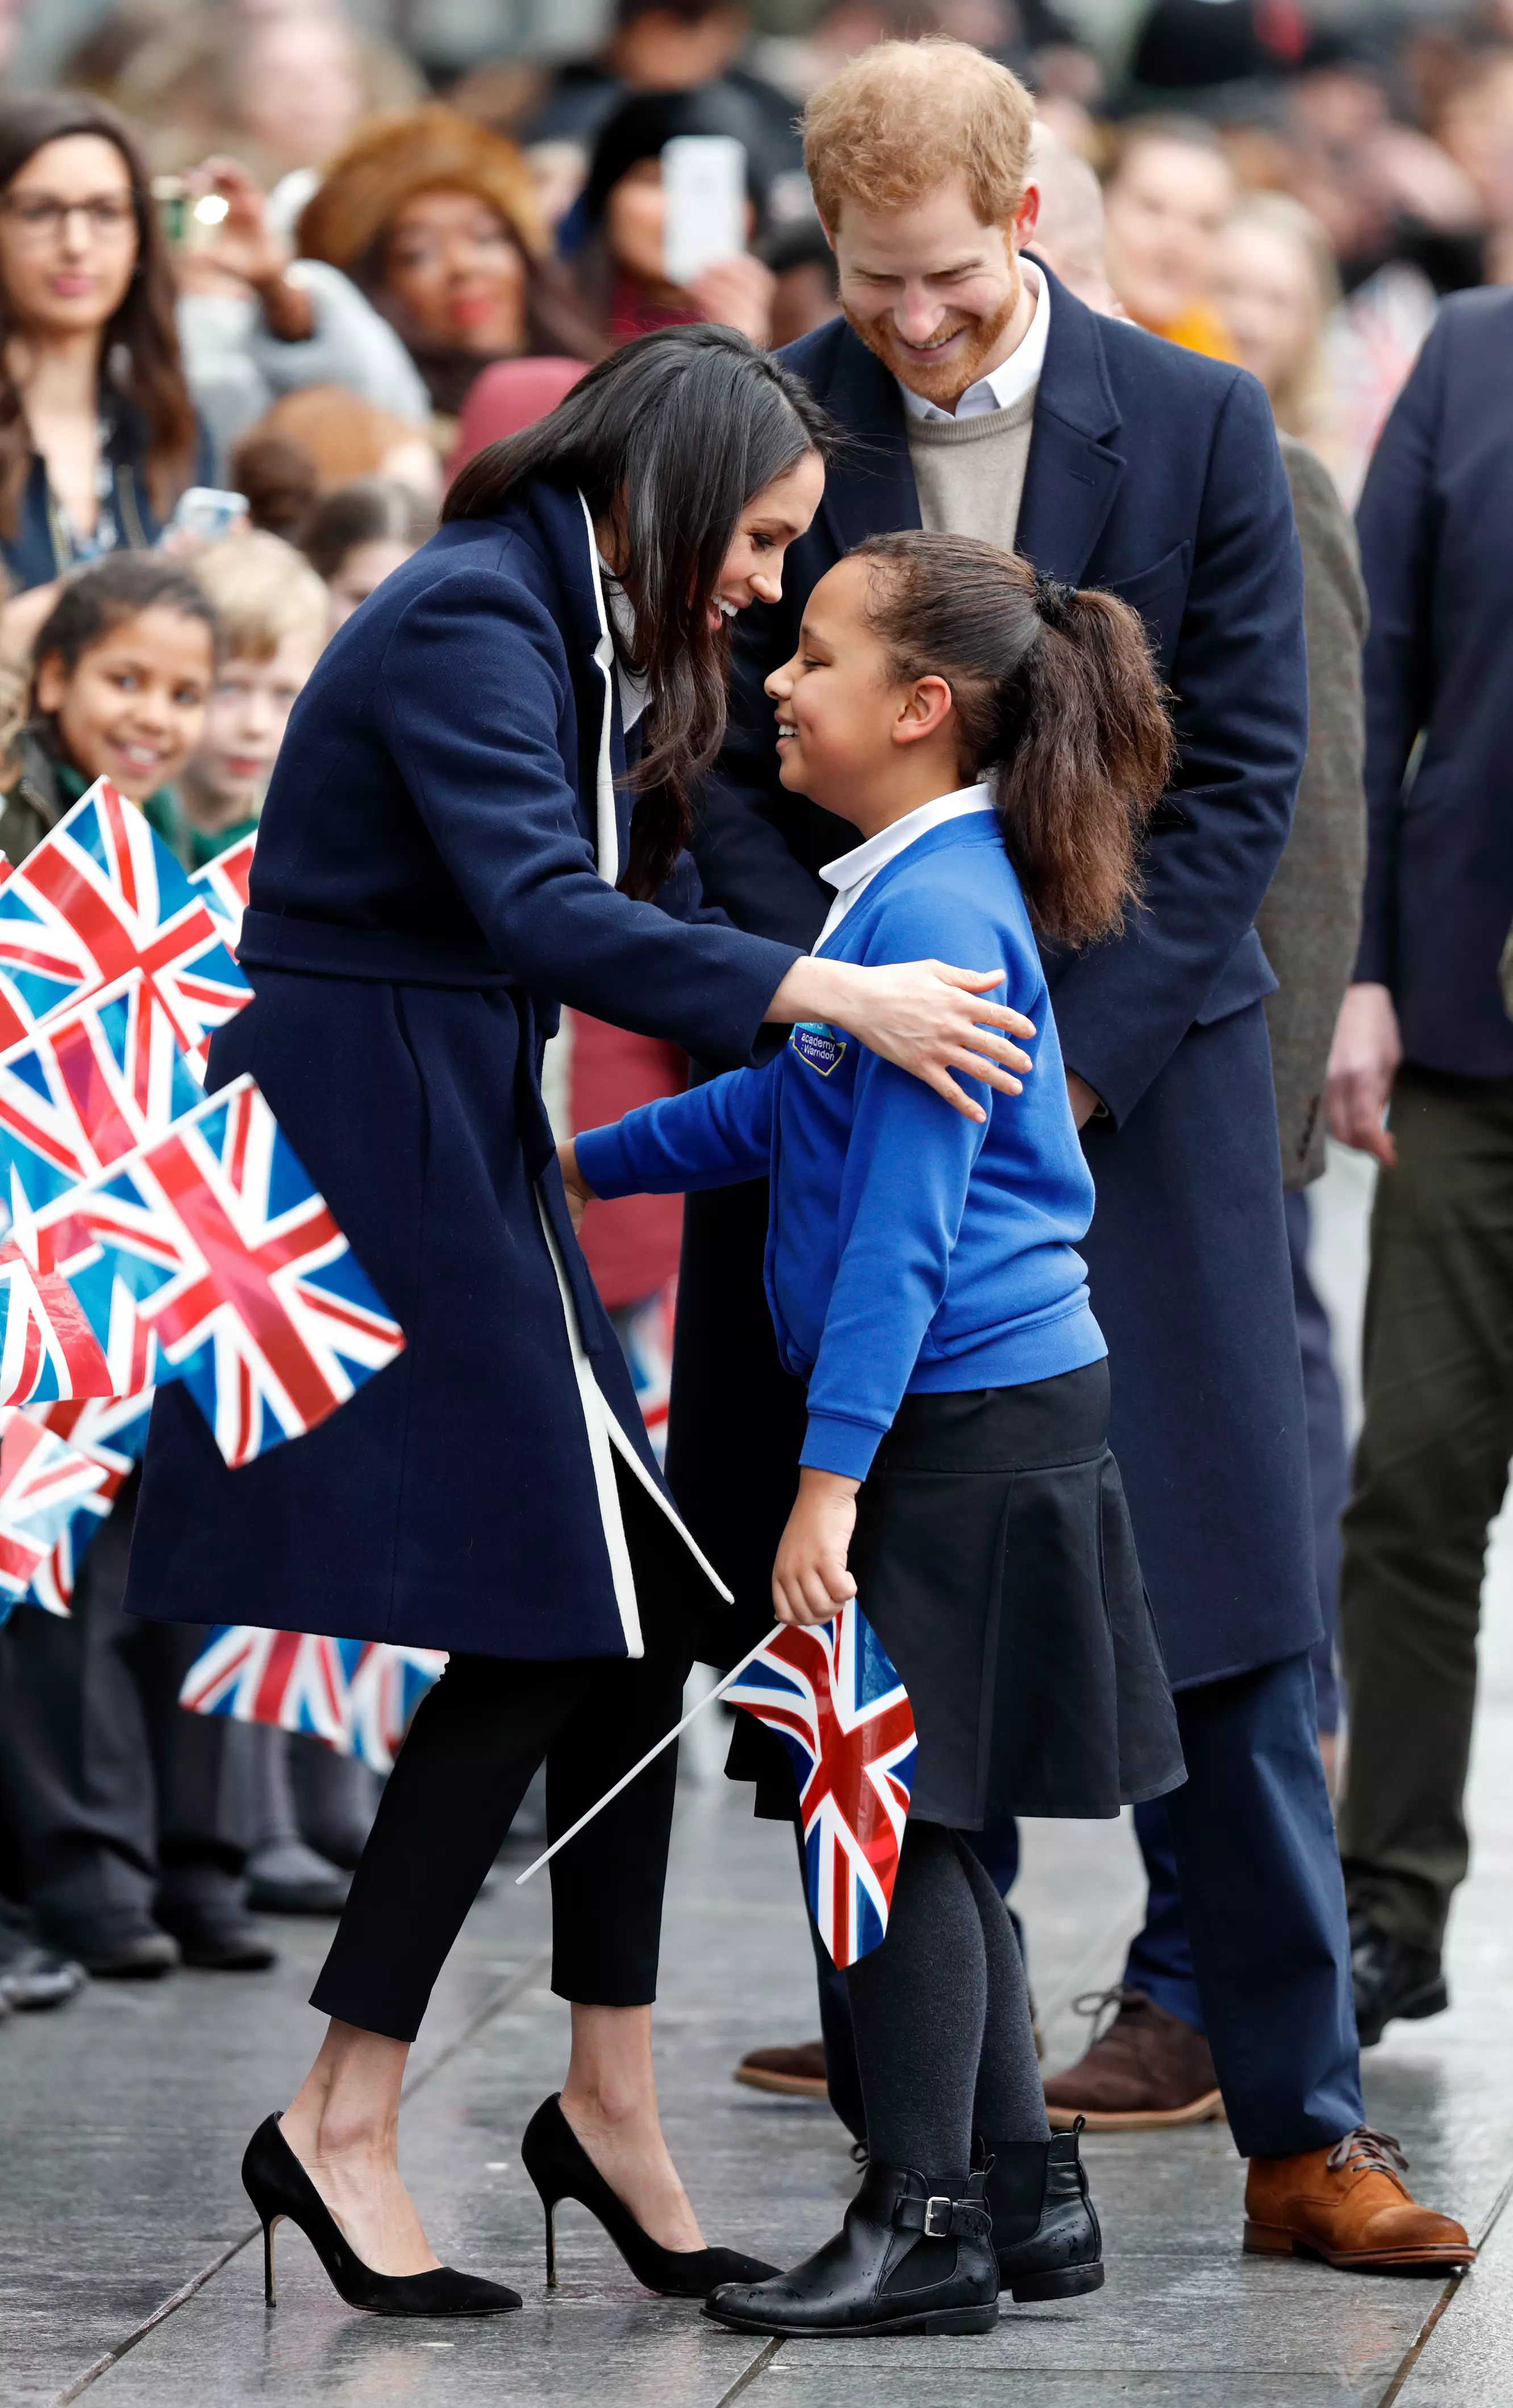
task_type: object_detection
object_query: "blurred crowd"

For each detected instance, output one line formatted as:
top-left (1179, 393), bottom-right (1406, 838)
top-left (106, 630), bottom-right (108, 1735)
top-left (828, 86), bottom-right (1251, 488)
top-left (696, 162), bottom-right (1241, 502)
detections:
top-left (0, 0), bottom-right (1504, 2031)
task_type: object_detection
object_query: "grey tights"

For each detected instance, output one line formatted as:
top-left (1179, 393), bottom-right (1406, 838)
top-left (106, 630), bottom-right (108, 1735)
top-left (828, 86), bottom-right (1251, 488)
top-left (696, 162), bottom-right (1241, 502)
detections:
top-left (843, 1818), bottom-right (1049, 2191)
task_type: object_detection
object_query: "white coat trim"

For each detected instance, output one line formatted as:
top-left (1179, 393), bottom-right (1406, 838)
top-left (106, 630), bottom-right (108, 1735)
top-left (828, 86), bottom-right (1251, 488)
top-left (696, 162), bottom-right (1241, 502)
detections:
top-left (536, 1195), bottom-right (735, 1660)
top-left (578, 489), bottom-right (619, 890)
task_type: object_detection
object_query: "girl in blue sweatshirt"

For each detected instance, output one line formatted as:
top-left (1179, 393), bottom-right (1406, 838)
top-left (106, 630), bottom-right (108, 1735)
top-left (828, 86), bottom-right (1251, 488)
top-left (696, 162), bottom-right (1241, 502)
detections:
top-left (563, 531), bottom-right (1185, 2340)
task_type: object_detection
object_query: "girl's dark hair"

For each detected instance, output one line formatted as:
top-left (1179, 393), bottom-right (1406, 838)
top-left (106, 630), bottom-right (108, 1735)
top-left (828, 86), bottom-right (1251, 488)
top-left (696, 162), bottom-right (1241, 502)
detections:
top-left (300, 477), bottom-right (436, 581)
top-left (28, 552), bottom-right (220, 726)
top-left (0, 94), bottom-right (199, 543)
top-left (852, 533), bottom-right (1174, 950)
top-left (446, 323), bottom-right (833, 898)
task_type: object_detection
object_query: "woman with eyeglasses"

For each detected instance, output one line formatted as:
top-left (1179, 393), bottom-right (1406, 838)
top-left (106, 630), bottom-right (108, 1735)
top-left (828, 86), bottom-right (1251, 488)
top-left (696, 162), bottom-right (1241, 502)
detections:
top-left (0, 94), bottom-right (210, 594)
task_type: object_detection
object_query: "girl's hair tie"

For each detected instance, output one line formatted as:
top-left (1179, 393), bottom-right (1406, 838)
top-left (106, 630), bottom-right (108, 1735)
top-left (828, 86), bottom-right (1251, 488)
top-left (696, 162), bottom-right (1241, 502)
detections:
top-left (1032, 570), bottom-right (1078, 634)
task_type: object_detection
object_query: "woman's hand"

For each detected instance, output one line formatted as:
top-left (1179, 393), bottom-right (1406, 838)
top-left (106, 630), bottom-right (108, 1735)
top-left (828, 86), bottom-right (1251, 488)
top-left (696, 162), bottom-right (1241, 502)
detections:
top-left (689, 254), bottom-right (776, 347)
top-left (557, 1138), bottom-right (597, 1233)
top-left (182, 157), bottom-right (315, 340)
top-left (773, 1469), bottom-right (860, 1627)
top-left (768, 956), bottom-right (1036, 1124)
top-left (1326, 982), bottom-right (1402, 1168)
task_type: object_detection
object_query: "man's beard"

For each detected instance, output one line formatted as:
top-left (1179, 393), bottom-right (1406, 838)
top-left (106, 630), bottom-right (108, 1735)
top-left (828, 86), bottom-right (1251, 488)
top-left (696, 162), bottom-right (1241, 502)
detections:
top-left (845, 277), bottom-right (1021, 411)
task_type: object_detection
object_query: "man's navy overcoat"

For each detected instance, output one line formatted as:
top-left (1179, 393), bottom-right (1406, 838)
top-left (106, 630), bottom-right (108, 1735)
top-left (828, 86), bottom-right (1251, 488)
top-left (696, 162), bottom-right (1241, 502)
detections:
top-left (126, 480), bottom-right (798, 1661)
top-left (673, 269), bottom-right (1321, 1691)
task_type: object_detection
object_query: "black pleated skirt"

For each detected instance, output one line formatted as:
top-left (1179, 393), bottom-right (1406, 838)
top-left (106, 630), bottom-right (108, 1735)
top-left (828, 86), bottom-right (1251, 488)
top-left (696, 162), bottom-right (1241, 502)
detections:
top-left (848, 1359), bottom-right (1185, 1826)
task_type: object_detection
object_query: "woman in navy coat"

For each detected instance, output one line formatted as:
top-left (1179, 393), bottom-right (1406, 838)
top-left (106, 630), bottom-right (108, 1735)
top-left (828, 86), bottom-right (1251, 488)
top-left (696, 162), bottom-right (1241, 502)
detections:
top-left (127, 327), bottom-right (1033, 2315)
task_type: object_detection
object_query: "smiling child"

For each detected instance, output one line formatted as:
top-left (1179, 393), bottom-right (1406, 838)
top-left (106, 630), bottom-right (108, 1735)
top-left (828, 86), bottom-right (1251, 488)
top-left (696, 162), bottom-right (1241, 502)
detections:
top-left (562, 532), bottom-right (1186, 2341)
top-left (0, 554), bottom-right (219, 868)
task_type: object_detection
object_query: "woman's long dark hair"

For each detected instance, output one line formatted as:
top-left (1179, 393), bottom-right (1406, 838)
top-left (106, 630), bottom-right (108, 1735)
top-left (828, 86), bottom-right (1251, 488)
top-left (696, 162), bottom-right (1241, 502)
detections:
top-left (446, 323), bottom-right (833, 897)
top-left (0, 94), bottom-right (198, 543)
top-left (852, 533), bottom-right (1174, 949)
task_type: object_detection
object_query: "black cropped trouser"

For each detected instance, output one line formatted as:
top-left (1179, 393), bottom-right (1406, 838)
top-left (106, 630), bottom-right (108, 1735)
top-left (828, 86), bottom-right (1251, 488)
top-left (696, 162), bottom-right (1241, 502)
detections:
top-left (312, 1645), bottom-right (690, 2043)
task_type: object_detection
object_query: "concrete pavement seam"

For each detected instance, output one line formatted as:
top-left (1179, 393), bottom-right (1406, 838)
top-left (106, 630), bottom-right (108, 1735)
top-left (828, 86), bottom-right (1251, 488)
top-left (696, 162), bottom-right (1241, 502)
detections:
top-left (1373, 2162), bottom-right (1513, 2407)
top-left (47, 1947), bottom-right (555, 2405)
top-left (713, 2335), bottom-right (785, 2405)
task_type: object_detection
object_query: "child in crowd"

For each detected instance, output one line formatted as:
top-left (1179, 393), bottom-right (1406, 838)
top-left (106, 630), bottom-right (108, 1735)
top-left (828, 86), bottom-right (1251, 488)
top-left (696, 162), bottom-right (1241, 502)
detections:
top-left (561, 534), bottom-right (1185, 2340)
top-left (0, 551), bottom-right (281, 1979)
top-left (0, 554), bottom-right (218, 868)
top-left (299, 477), bottom-right (436, 629)
top-left (152, 531), bottom-right (329, 871)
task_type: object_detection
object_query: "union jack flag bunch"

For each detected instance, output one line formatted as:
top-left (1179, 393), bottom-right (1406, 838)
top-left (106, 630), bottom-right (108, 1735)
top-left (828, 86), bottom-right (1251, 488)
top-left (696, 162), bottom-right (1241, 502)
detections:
top-left (724, 1603), bottom-right (918, 1966)
top-left (0, 782), bottom-right (407, 1684)
top-left (178, 1623), bottom-right (445, 1773)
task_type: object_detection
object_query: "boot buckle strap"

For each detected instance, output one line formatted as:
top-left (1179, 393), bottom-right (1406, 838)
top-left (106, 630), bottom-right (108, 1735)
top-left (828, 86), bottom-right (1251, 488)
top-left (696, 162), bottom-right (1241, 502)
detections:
top-left (894, 2193), bottom-right (990, 2240)
top-left (924, 2196), bottom-right (952, 2239)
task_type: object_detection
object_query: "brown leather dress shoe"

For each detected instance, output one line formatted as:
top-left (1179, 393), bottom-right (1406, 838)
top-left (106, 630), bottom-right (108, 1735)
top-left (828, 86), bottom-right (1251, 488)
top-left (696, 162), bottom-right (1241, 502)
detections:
top-left (735, 2040), bottom-right (829, 2098)
top-left (1043, 1986), bottom-right (1225, 2131)
top-left (1244, 2128), bottom-right (1474, 2273)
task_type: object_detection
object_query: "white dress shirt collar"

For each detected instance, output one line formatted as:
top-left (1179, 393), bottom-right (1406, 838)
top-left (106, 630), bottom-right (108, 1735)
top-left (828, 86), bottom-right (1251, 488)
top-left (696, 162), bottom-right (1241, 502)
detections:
top-left (815, 783), bottom-right (996, 949)
top-left (898, 261), bottom-right (1049, 425)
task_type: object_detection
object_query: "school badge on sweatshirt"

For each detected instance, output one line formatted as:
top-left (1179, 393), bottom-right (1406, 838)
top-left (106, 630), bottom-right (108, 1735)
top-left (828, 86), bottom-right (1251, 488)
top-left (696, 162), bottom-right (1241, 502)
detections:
top-left (790, 1021), bottom-right (847, 1077)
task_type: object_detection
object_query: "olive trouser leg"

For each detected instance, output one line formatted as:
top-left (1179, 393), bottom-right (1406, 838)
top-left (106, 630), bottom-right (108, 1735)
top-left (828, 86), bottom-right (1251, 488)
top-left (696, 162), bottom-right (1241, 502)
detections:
top-left (1336, 1064), bottom-right (1513, 1954)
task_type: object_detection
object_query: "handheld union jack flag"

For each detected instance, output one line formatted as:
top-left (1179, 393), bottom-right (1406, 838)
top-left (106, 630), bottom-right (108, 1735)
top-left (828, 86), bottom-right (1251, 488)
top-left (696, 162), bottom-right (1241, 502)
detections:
top-left (21, 1392), bottom-right (154, 1615)
top-left (0, 1408), bottom-right (114, 1619)
top-left (724, 1604), bottom-right (917, 1968)
top-left (0, 970), bottom-right (205, 1225)
top-left (0, 777), bottom-right (250, 1070)
top-left (178, 1623), bottom-right (351, 1745)
top-left (189, 834), bottom-right (256, 950)
top-left (180, 1624), bottom-right (445, 1769)
top-left (36, 1075), bottom-right (406, 1463)
top-left (0, 1233), bottom-right (113, 1405)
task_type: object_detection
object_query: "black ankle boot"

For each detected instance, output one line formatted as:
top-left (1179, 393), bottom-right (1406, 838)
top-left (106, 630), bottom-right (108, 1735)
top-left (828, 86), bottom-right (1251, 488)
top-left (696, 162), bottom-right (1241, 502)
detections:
top-left (704, 2163), bottom-right (999, 2338)
top-left (983, 2120), bottom-right (1104, 2302)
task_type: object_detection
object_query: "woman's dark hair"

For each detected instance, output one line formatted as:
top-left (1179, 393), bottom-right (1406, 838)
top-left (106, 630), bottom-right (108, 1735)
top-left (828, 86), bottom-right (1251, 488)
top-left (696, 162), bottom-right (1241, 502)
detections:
top-left (576, 86), bottom-right (776, 243)
top-left (0, 94), bottom-right (198, 543)
top-left (28, 552), bottom-right (220, 729)
top-left (447, 324), bottom-right (833, 898)
top-left (300, 477), bottom-right (436, 581)
top-left (851, 533), bottom-right (1174, 950)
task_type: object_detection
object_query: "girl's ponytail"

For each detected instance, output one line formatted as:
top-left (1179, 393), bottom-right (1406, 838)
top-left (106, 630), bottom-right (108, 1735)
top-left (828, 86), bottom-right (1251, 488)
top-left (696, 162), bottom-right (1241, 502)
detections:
top-left (851, 533), bottom-right (1174, 950)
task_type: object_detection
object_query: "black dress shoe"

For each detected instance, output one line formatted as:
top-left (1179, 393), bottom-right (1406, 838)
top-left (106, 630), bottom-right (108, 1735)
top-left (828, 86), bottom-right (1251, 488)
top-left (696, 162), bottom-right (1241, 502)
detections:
top-left (984, 2123), bottom-right (1104, 2301)
top-left (520, 2093), bottom-right (778, 2296)
top-left (243, 2116), bottom-right (522, 2316)
top-left (0, 1937), bottom-right (87, 2011)
top-left (63, 1923), bottom-right (181, 1979)
top-left (705, 2162), bottom-right (999, 2338)
top-left (1352, 1923), bottom-right (1448, 2048)
top-left (157, 1897), bottom-right (277, 1972)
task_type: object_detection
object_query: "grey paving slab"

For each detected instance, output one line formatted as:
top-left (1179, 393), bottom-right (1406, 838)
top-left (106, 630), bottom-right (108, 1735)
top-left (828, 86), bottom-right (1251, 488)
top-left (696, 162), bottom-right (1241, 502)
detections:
top-left (1394, 2189), bottom-right (1513, 2407)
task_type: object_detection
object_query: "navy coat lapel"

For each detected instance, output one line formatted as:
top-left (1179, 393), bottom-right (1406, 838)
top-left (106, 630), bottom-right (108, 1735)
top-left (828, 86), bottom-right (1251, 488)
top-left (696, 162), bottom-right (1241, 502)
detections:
top-left (1014, 265), bottom-right (1126, 583)
top-left (519, 480), bottom-right (631, 867)
top-left (813, 331), bottom-right (922, 557)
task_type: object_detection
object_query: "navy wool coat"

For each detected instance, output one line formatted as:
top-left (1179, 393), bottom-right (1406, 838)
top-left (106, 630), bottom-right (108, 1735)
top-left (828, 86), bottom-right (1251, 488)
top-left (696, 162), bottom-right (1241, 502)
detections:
top-left (672, 271), bottom-right (1320, 1692)
top-left (125, 479), bottom-right (799, 1661)
top-left (1353, 286), bottom-right (1513, 1076)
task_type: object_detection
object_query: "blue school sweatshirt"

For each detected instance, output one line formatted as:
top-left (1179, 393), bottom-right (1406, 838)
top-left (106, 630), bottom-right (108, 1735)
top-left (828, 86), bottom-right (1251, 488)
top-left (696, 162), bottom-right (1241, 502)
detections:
top-left (575, 808), bottom-right (1105, 1481)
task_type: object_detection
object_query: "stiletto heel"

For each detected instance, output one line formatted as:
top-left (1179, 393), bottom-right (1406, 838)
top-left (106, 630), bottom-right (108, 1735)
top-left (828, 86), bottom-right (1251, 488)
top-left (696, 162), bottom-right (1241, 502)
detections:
top-left (241, 2115), bottom-right (522, 2318)
top-left (520, 2094), bottom-right (778, 2299)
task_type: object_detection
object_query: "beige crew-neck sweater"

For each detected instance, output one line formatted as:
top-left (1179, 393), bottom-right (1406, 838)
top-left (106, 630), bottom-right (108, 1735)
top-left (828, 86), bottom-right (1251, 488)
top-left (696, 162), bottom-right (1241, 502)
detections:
top-left (906, 384), bottom-right (1037, 553)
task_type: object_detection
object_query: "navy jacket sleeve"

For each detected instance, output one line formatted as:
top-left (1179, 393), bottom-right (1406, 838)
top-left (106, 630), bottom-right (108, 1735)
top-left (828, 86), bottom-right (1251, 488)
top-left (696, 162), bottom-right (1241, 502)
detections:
top-left (1352, 320), bottom-right (1444, 992)
top-left (1049, 373), bottom-right (1308, 1125)
top-left (374, 563), bottom-right (800, 1063)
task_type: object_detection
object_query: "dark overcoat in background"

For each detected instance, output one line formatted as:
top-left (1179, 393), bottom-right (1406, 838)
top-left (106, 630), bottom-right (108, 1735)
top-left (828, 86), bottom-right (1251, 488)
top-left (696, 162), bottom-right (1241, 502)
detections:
top-left (670, 271), bottom-right (1319, 1693)
top-left (1353, 287), bottom-right (1513, 1073)
top-left (126, 479), bottom-right (798, 1662)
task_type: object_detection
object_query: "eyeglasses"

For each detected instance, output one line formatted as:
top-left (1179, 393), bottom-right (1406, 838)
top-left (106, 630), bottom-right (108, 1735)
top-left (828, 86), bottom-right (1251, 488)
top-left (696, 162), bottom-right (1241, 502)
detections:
top-left (0, 193), bottom-right (137, 244)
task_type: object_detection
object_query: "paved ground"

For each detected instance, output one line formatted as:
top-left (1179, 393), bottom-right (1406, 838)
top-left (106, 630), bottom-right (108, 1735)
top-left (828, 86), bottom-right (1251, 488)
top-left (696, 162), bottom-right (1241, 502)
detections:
top-left (3, 1153), bottom-right (1510, 2407)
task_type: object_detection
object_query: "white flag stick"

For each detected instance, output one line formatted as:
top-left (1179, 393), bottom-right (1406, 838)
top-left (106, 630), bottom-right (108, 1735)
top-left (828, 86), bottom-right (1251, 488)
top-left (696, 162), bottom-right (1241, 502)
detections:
top-left (514, 1628), bottom-right (780, 1885)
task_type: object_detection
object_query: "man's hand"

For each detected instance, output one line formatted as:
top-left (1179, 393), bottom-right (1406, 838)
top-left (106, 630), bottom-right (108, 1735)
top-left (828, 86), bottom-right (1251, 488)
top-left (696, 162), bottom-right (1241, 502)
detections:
top-left (1327, 982), bottom-right (1402, 1167)
top-left (773, 1468), bottom-right (860, 1627)
top-left (556, 1138), bottom-right (596, 1233)
top-left (1066, 1071), bottom-right (1102, 1129)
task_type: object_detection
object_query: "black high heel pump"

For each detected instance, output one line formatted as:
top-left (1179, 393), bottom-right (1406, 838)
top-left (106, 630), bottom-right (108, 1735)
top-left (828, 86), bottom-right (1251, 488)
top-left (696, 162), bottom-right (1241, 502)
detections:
top-left (520, 2094), bottom-right (778, 2298)
top-left (241, 2115), bottom-right (521, 2318)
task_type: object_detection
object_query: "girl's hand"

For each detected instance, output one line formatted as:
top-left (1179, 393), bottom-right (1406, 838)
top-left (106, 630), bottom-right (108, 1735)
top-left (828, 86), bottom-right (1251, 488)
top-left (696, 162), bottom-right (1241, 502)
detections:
top-left (773, 1468), bottom-right (860, 1627)
top-left (768, 956), bottom-right (1035, 1125)
top-left (689, 253), bottom-right (776, 346)
top-left (557, 1138), bottom-right (596, 1234)
top-left (182, 157), bottom-right (315, 339)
